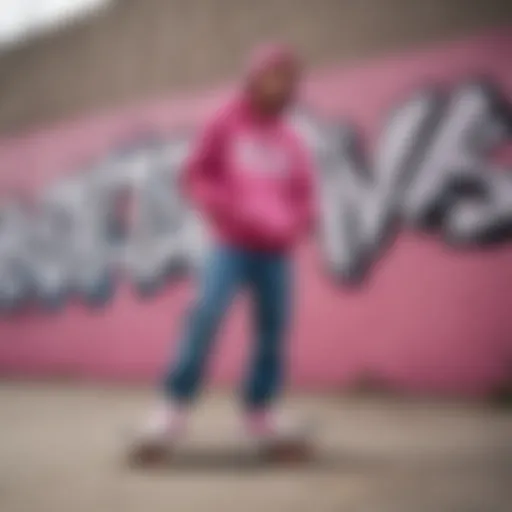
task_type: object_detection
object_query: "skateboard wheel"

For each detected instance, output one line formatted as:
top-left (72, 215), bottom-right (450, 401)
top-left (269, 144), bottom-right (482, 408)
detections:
top-left (126, 439), bottom-right (172, 467)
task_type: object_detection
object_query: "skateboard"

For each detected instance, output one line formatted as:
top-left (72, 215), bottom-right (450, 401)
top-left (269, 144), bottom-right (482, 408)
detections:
top-left (126, 435), bottom-right (314, 468)
top-left (126, 421), bottom-right (316, 467)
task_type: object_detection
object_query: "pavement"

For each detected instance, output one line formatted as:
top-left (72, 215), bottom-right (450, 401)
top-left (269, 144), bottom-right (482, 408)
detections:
top-left (0, 382), bottom-right (511, 512)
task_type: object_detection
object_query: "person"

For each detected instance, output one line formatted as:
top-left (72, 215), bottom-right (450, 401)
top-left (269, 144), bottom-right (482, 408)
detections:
top-left (131, 42), bottom-right (316, 461)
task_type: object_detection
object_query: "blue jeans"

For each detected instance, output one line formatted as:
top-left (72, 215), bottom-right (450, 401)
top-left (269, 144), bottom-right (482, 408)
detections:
top-left (163, 244), bottom-right (291, 409)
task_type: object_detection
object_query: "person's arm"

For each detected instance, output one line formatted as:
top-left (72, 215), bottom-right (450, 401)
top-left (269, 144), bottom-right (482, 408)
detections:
top-left (180, 113), bottom-right (231, 222)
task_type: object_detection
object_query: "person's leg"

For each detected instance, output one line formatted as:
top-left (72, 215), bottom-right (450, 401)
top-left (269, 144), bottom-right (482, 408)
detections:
top-left (134, 244), bottom-right (245, 448)
top-left (164, 244), bottom-right (245, 403)
top-left (241, 255), bottom-right (313, 458)
top-left (243, 251), bottom-right (291, 412)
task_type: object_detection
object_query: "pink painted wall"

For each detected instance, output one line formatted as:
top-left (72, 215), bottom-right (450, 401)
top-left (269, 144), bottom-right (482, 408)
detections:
top-left (0, 28), bottom-right (511, 396)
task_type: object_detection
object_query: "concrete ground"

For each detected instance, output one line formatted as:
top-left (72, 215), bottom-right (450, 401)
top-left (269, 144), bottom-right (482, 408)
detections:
top-left (0, 382), bottom-right (510, 512)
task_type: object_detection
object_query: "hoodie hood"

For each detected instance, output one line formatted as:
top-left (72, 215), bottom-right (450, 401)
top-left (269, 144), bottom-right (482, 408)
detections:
top-left (241, 42), bottom-right (300, 119)
top-left (245, 42), bottom-right (300, 83)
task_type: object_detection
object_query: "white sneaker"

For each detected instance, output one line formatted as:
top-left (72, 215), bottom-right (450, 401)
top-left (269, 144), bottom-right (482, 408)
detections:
top-left (244, 410), bottom-right (314, 461)
top-left (127, 404), bottom-right (187, 465)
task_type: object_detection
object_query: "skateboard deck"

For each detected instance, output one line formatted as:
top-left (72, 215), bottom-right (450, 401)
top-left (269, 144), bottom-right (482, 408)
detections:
top-left (126, 434), bottom-right (315, 468)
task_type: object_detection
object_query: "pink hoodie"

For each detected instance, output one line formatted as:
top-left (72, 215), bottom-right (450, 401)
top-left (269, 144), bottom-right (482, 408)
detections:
top-left (181, 44), bottom-right (315, 252)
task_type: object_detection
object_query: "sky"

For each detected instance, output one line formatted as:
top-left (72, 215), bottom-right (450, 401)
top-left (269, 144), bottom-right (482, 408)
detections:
top-left (0, 0), bottom-right (111, 47)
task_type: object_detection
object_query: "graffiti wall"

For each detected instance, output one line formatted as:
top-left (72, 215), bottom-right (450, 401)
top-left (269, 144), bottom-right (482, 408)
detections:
top-left (0, 28), bottom-right (511, 395)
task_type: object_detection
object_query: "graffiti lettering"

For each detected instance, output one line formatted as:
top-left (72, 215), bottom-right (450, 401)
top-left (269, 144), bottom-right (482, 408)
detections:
top-left (299, 80), bottom-right (512, 282)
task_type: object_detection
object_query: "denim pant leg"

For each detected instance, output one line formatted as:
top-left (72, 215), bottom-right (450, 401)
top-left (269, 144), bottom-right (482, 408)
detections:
top-left (164, 245), bottom-right (245, 402)
top-left (243, 252), bottom-right (292, 409)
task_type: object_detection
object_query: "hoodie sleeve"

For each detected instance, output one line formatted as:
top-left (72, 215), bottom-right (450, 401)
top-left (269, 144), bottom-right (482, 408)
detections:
top-left (181, 112), bottom-right (231, 222)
